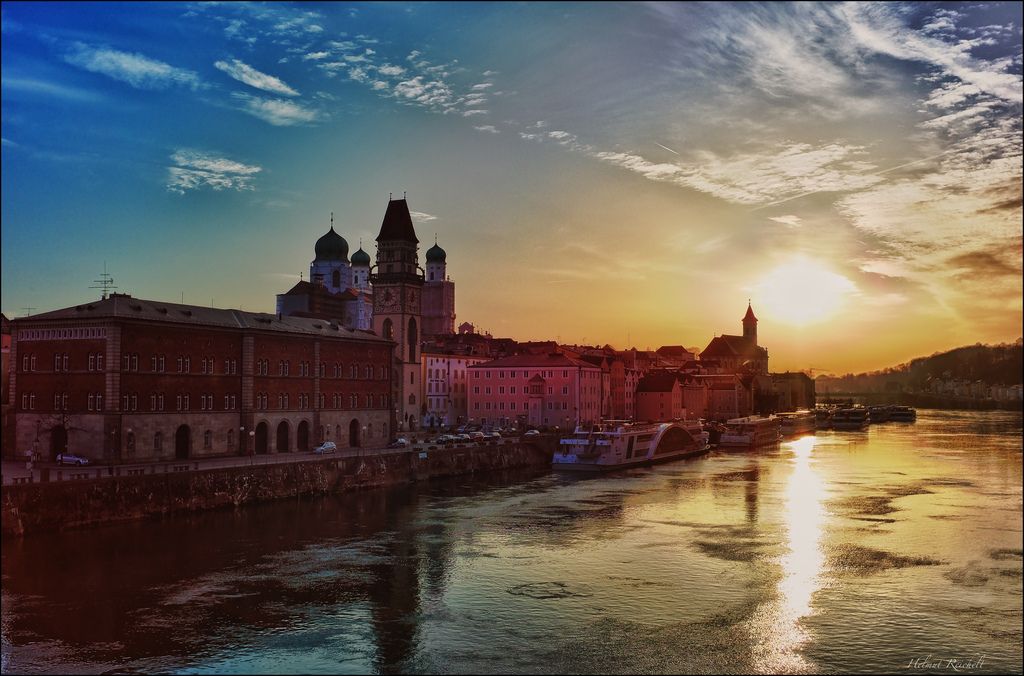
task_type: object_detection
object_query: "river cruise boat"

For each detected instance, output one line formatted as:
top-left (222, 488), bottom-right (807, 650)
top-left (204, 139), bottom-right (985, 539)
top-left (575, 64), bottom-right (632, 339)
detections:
top-left (778, 410), bottom-right (817, 437)
top-left (832, 407), bottom-right (870, 430)
top-left (868, 405), bottom-right (892, 423)
top-left (552, 420), bottom-right (709, 472)
top-left (814, 407), bottom-right (833, 430)
top-left (718, 415), bottom-right (782, 448)
top-left (889, 406), bottom-right (917, 422)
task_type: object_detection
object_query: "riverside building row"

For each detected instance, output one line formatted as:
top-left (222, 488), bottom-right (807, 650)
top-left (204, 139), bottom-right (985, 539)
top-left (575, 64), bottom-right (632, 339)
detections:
top-left (7, 295), bottom-right (393, 463)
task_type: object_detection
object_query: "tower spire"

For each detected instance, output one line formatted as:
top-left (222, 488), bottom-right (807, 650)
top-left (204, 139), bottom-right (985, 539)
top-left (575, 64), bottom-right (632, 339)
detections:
top-left (330, 211), bottom-right (334, 229)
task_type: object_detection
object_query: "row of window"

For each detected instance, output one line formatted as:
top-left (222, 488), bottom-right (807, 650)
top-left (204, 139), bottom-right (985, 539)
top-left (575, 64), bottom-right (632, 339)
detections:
top-left (253, 392), bottom-right (388, 410)
top-left (20, 327), bottom-right (107, 340)
top-left (20, 352), bottom-right (381, 378)
top-left (472, 385), bottom-right (573, 396)
top-left (255, 359), bottom-right (385, 380)
top-left (471, 369), bottom-right (600, 379)
top-left (21, 392), bottom-right (239, 412)
top-left (473, 401), bottom-right (571, 411)
top-left (427, 396), bottom-right (465, 411)
top-left (426, 368), bottom-right (470, 381)
top-left (427, 381), bottom-right (467, 393)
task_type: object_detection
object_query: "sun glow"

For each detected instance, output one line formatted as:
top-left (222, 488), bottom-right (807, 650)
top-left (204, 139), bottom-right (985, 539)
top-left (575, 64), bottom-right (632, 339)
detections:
top-left (754, 257), bottom-right (858, 326)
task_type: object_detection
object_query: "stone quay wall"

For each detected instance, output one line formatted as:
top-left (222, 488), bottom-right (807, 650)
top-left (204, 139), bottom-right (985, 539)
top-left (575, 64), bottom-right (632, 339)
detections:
top-left (2, 439), bottom-right (556, 537)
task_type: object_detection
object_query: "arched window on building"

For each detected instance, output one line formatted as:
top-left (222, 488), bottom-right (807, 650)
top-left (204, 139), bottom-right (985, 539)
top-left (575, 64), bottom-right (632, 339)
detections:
top-left (154, 432), bottom-right (163, 452)
top-left (227, 429), bottom-right (234, 449)
top-left (203, 430), bottom-right (213, 450)
top-left (332, 269), bottom-right (341, 288)
top-left (383, 318), bottom-right (393, 341)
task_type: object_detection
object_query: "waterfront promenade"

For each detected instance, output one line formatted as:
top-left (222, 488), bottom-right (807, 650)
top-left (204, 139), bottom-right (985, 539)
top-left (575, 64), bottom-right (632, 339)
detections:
top-left (0, 435), bottom-right (537, 487)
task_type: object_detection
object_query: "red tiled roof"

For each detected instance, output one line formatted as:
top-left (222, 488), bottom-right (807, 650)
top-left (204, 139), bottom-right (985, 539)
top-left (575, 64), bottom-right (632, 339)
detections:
top-left (468, 353), bottom-right (601, 370)
top-left (15, 294), bottom-right (389, 342)
top-left (637, 370), bottom-right (680, 393)
top-left (701, 335), bottom-right (767, 359)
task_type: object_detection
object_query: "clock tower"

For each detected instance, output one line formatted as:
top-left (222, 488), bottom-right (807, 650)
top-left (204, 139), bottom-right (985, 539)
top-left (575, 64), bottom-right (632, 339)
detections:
top-left (371, 197), bottom-right (424, 433)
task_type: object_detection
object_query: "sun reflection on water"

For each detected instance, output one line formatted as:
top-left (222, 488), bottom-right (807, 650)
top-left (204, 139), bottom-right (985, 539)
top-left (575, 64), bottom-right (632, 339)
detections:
top-left (750, 435), bottom-right (827, 673)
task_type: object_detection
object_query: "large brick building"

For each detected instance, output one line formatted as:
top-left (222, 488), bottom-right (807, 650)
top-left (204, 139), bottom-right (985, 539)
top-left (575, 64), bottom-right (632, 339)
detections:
top-left (7, 294), bottom-right (393, 463)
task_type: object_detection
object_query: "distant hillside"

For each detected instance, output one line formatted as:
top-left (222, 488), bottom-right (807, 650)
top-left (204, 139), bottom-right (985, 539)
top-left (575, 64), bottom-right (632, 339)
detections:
top-left (816, 339), bottom-right (1023, 393)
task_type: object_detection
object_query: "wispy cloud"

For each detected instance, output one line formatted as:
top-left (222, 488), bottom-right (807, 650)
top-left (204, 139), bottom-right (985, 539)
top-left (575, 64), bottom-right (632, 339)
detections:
top-left (474, 125), bottom-right (499, 134)
top-left (166, 149), bottom-right (261, 194)
top-left (65, 43), bottom-right (201, 90)
top-left (215, 58), bottom-right (299, 96)
top-left (2, 75), bottom-right (103, 102)
top-left (231, 92), bottom-right (321, 126)
top-left (410, 211), bottom-right (438, 222)
top-left (768, 215), bottom-right (802, 227)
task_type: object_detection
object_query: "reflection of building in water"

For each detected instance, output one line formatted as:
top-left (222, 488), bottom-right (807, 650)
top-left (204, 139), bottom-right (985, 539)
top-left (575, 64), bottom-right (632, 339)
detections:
top-left (363, 490), bottom-right (455, 673)
top-left (744, 465), bottom-right (760, 524)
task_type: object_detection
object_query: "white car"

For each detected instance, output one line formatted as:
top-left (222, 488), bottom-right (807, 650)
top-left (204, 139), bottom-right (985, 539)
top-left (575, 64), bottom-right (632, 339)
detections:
top-left (57, 452), bottom-right (90, 466)
top-left (314, 441), bottom-right (337, 454)
top-left (524, 429), bottom-right (540, 437)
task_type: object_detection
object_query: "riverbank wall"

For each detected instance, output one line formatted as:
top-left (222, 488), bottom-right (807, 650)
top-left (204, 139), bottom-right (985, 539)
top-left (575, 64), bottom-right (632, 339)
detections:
top-left (1, 440), bottom-right (555, 537)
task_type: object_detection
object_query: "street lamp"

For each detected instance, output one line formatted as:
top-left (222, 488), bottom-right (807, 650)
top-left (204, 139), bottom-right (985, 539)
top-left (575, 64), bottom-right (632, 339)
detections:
top-left (248, 429), bottom-right (255, 464)
top-left (240, 426), bottom-right (246, 457)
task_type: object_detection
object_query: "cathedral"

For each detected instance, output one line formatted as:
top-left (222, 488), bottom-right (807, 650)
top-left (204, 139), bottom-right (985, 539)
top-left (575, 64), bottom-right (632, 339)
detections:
top-left (276, 197), bottom-right (456, 429)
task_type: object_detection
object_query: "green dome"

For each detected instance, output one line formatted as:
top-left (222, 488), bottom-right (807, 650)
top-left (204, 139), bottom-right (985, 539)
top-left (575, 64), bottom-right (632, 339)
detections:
top-left (426, 242), bottom-right (446, 263)
top-left (314, 227), bottom-right (349, 261)
top-left (351, 247), bottom-right (371, 266)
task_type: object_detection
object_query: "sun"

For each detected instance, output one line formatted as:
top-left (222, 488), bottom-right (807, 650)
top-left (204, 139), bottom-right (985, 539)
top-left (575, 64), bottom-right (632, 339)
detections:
top-left (753, 257), bottom-right (859, 326)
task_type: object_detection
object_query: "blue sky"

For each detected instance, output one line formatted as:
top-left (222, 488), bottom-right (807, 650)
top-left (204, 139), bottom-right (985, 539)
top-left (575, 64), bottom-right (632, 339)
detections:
top-left (2, 2), bottom-right (1021, 373)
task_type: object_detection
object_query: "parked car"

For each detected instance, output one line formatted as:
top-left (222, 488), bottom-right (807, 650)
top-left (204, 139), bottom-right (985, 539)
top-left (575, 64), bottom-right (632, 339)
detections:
top-left (56, 452), bottom-right (90, 466)
top-left (524, 429), bottom-right (540, 437)
top-left (314, 441), bottom-right (337, 454)
top-left (485, 432), bottom-right (501, 439)
top-left (387, 438), bottom-right (409, 449)
top-left (455, 434), bottom-right (471, 442)
top-left (469, 431), bottom-right (485, 441)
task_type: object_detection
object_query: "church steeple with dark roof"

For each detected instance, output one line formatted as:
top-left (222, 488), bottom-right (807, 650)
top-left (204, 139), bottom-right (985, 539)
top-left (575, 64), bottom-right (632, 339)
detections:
top-left (375, 197), bottom-right (419, 244)
top-left (742, 300), bottom-right (758, 345)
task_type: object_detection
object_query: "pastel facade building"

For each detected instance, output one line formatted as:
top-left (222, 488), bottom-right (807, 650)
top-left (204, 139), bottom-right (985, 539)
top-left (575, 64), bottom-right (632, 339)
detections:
top-left (609, 358), bottom-right (641, 420)
top-left (696, 373), bottom-right (750, 421)
top-left (772, 371), bottom-right (815, 411)
top-left (635, 371), bottom-right (684, 422)
top-left (422, 350), bottom-right (489, 427)
top-left (7, 294), bottom-right (393, 463)
top-left (467, 353), bottom-right (603, 429)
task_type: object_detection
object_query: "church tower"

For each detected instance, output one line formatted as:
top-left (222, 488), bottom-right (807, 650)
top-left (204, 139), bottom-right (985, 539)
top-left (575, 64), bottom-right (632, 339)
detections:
top-left (422, 237), bottom-right (456, 336)
top-left (371, 197), bottom-right (424, 432)
top-left (742, 301), bottom-right (758, 345)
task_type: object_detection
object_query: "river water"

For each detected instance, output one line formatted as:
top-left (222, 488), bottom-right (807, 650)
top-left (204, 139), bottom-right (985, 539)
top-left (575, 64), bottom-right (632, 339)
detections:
top-left (2, 410), bottom-right (1021, 674)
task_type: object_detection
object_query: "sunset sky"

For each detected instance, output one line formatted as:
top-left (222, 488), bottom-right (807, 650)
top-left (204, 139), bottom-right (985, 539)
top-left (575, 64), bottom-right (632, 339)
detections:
top-left (2, 2), bottom-right (1021, 374)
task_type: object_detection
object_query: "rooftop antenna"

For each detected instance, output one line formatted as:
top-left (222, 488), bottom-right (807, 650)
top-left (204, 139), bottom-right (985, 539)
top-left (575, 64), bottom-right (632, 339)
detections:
top-left (90, 263), bottom-right (117, 300)
top-left (20, 307), bottom-right (36, 317)
top-left (181, 291), bottom-right (184, 303)
top-left (389, 192), bottom-right (393, 200)
top-left (330, 211), bottom-right (334, 229)
top-left (403, 190), bottom-right (407, 199)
